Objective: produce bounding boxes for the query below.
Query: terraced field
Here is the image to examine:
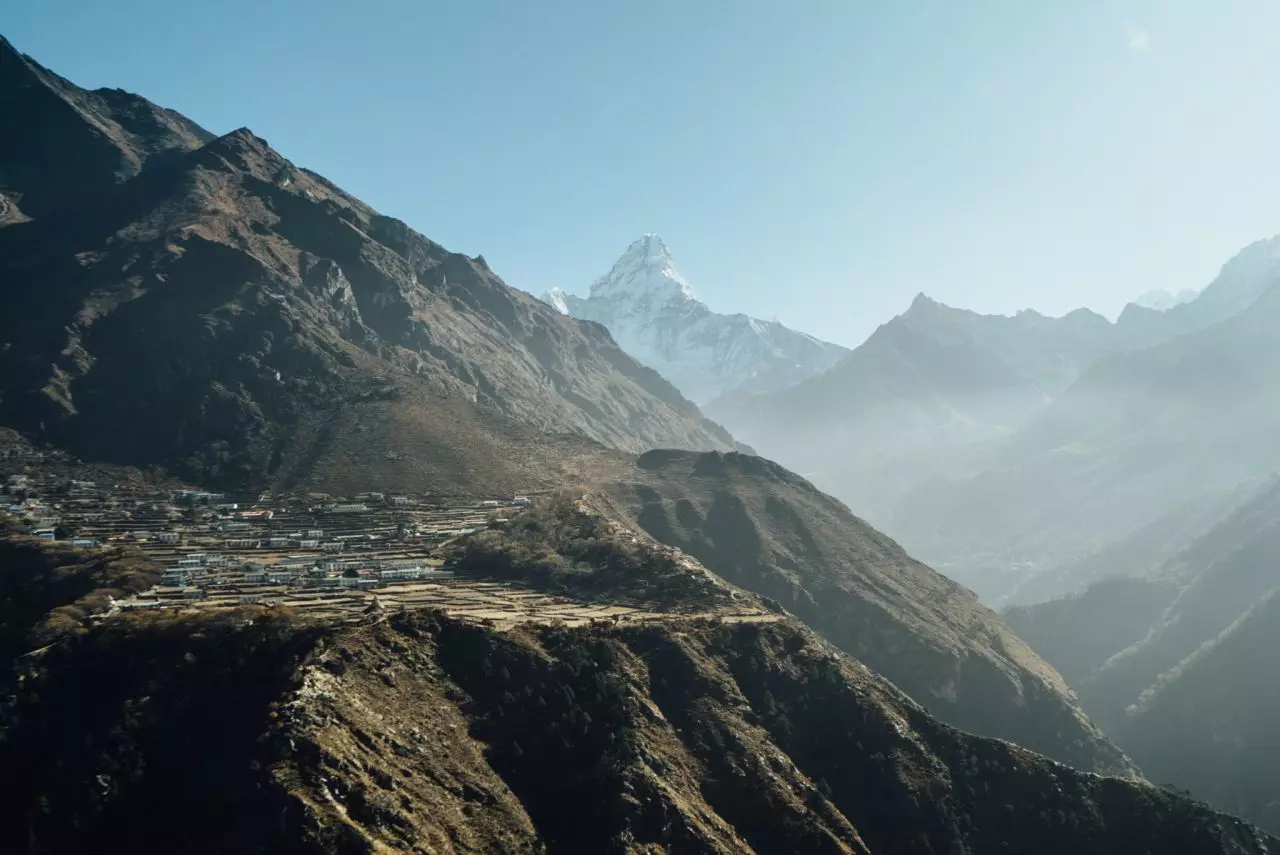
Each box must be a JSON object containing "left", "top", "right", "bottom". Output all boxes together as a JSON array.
[{"left": 131, "top": 577, "right": 778, "bottom": 627}]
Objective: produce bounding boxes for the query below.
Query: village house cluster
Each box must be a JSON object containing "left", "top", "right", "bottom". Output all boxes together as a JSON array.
[{"left": 3, "top": 438, "right": 537, "bottom": 616}]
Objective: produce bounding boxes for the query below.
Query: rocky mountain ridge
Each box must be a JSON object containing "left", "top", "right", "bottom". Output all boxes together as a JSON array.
[
  {"left": 1, "top": 597, "right": 1272, "bottom": 854},
  {"left": 0, "top": 36, "right": 739, "bottom": 492}
]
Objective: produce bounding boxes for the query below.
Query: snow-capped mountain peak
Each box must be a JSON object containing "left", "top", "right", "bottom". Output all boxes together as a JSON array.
[
  {"left": 1133, "top": 288, "right": 1200, "bottom": 311},
  {"left": 539, "top": 235, "right": 848, "bottom": 403},
  {"left": 589, "top": 233, "right": 696, "bottom": 303},
  {"left": 542, "top": 286, "right": 572, "bottom": 315}
]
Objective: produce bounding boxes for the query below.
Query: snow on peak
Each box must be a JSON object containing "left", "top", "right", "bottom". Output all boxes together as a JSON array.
[
  {"left": 542, "top": 287, "right": 571, "bottom": 314},
  {"left": 546, "top": 234, "right": 848, "bottom": 403},
  {"left": 589, "top": 233, "right": 696, "bottom": 303},
  {"left": 1133, "top": 288, "right": 1199, "bottom": 312}
]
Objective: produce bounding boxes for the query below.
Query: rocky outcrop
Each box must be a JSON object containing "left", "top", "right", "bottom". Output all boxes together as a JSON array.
[{"left": 1, "top": 609, "right": 1273, "bottom": 855}]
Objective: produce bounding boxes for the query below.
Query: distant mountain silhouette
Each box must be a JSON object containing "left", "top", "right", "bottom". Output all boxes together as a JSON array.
[
  {"left": 708, "top": 294, "right": 1130, "bottom": 533},
  {"left": 895, "top": 281, "right": 1280, "bottom": 600}
]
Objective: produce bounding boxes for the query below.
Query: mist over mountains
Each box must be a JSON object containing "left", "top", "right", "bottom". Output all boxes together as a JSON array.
[
  {"left": 4, "top": 28, "right": 1280, "bottom": 853},
  {"left": 549, "top": 216, "right": 1280, "bottom": 835},
  {"left": 707, "top": 236, "right": 1280, "bottom": 602}
]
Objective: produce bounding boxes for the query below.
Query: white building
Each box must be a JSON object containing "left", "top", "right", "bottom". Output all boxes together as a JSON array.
[{"left": 379, "top": 567, "right": 426, "bottom": 581}]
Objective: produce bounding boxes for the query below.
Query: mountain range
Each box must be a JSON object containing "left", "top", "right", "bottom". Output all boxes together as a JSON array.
[
  {"left": 595, "top": 449, "right": 1131, "bottom": 774},
  {"left": 710, "top": 235, "right": 1280, "bottom": 601},
  {"left": 893, "top": 263, "right": 1280, "bottom": 601},
  {"left": 542, "top": 234, "right": 848, "bottom": 404},
  {"left": 4, "top": 30, "right": 1280, "bottom": 853}
]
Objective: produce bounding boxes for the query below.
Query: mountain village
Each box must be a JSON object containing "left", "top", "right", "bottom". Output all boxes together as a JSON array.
[{"left": 0, "top": 435, "right": 704, "bottom": 626}]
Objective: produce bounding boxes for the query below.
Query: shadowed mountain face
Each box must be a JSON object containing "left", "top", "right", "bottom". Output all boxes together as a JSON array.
[
  {"left": 591, "top": 449, "right": 1135, "bottom": 777},
  {"left": 1, "top": 601, "right": 1272, "bottom": 855},
  {"left": 0, "top": 36, "right": 738, "bottom": 492},
  {"left": 0, "top": 37, "right": 213, "bottom": 221},
  {"left": 1003, "top": 482, "right": 1280, "bottom": 833},
  {"left": 1117, "top": 590, "right": 1280, "bottom": 834}
]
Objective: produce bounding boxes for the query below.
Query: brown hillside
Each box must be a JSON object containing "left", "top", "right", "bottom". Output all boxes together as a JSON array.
[
  {"left": 592, "top": 449, "right": 1133, "bottom": 776},
  {"left": 0, "top": 609, "right": 1270, "bottom": 855},
  {"left": 0, "top": 36, "right": 738, "bottom": 491}
]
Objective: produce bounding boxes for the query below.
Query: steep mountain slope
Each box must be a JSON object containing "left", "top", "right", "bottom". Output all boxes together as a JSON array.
[
  {"left": 0, "top": 34, "right": 213, "bottom": 220},
  {"left": 592, "top": 449, "right": 1134, "bottom": 776},
  {"left": 997, "top": 477, "right": 1271, "bottom": 606},
  {"left": 542, "top": 235, "right": 848, "bottom": 404},
  {"left": 707, "top": 296, "right": 1124, "bottom": 530},
  {"left": 2, "top": 608, "right": 1273, "bottom": 855},
  {"left": 997, "top": 483, "right": 1280, "bottom": 833},
  {"left": 1114, "top": 235, "right": 1280, "bottom": 346},
  {"left": 0, "top": 37, "right": 738, "bottom": 492},
  {"left": 895, "top": 281, "right": 1280, "bottom": 600},
  {"left": 1119, "top": 589, "right": 1280, "bottom": 834},
  {"left": 1003, "top": 576, "right": 1181, "bottom": 686},
  {"left": 1075, "top": 482, "right": 1280, "bottom": 730}
]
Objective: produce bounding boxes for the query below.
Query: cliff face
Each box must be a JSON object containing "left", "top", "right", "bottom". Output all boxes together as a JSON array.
[{"left": 0, "top": 610, "right": 1271, "bottom": 855}]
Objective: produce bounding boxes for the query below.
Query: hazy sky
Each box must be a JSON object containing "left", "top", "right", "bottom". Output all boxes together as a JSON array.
[{"left": 7, "top": 0, "right": 1280, "bottom": 346}]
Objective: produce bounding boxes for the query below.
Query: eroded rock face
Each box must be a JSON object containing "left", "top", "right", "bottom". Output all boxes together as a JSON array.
[{"left": 1, "top": 611, "right": 1272, "bottom": 855}]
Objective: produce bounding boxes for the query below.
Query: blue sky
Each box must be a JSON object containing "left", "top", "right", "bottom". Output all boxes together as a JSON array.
[{"left": 7, "top": 0, "right": 1280, "bottom": 346}]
